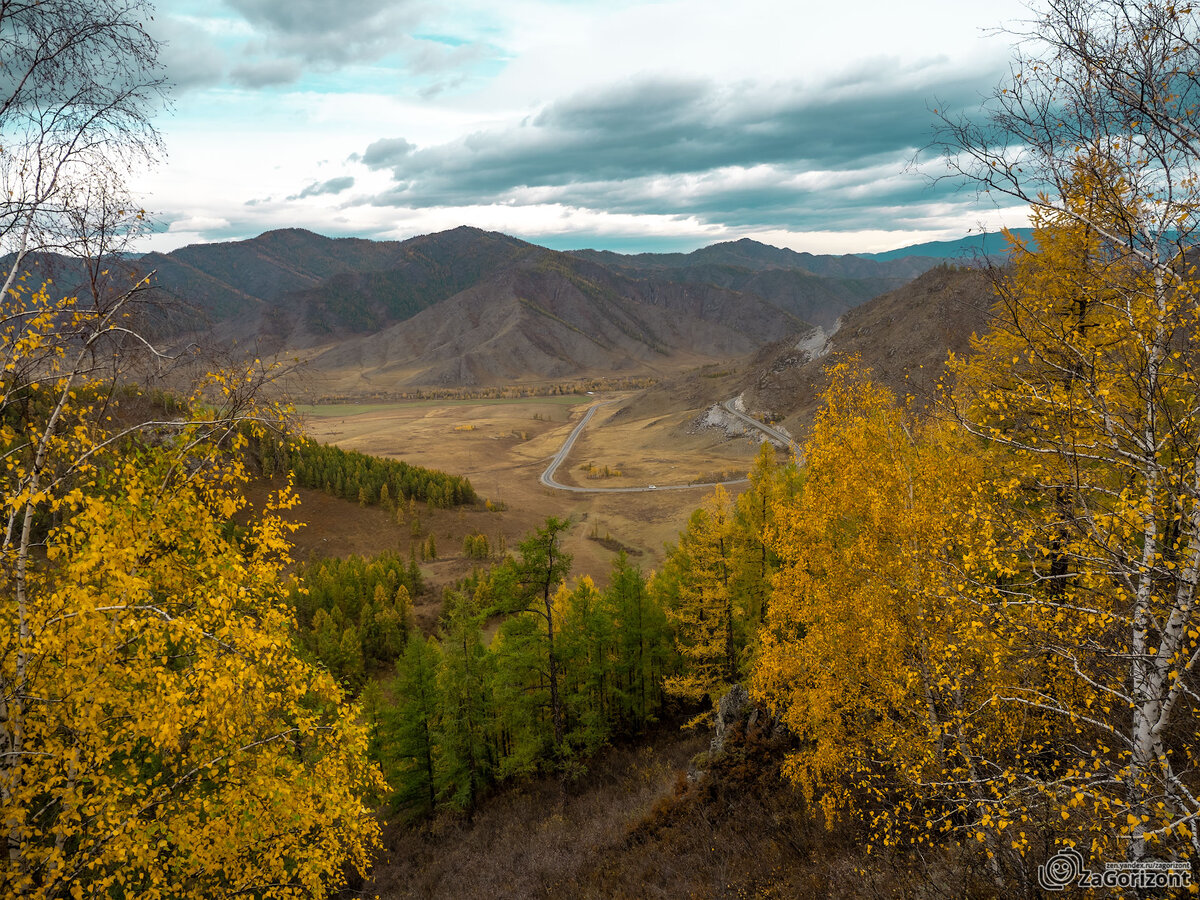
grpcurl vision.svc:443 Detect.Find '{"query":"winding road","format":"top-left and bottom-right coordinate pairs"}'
top-left (715, 400), bottom-right (800, 456)
top-left (538, 398), bottom-right (795, 494)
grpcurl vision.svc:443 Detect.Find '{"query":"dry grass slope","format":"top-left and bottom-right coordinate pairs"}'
top-left (362, 712), bottom-right (1001, 900)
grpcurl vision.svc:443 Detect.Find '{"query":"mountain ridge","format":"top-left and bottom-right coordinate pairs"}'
top-left (5, 227), bottom-right (987, 392)
top-left (127, 227), bottom-right (903, 389)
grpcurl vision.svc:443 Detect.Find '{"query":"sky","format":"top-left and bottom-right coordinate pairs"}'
top-left (140, 0), bottom-right (1035, 256)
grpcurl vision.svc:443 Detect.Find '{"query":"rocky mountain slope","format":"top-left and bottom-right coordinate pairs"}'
top-left (571, 238), bottom-right (939, 329)
top-left (303, 250), bottom-right (806, 388)
top-left (6, 227), bottom-right (971, 392)
top-left (739, 264), bottom-right (997, 427)
top-left (612, 265), bottom-right (998, 441)
top-left (124, 227), bottom-right (951, 391)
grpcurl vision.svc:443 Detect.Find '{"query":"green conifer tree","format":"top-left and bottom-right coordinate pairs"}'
top-left (436, 589), bottom-right (495, 810)
top-left (378, 634), bottom-right (442, 819)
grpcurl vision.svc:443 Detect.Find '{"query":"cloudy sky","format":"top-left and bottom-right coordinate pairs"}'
top-left (142, 0), bottom-right (1033, 255)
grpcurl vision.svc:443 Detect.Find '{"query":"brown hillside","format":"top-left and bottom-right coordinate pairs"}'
top-left (366, 712), bottom-right (984, 899)
top-left (738, 264), bottom-right (997, 433)
top-left (116, 228), bottom-right (956, 393)
top-left (140, 226), bottom-right (530, 336)
top-left (302, 252), bottom-right (807, 390)
top-left (607, 265), bottom-right (996, 446)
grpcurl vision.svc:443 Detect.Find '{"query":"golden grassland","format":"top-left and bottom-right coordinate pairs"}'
top-left (291, 394), bottom-right (779, 590)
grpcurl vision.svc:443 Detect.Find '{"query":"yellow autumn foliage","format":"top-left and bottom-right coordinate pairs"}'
top-left (753, 363), bottom-right (1023, 845)
top-left (753, 167), bottom-right (1200, 877)
top-left (0, 280), bottom-right (382, 897)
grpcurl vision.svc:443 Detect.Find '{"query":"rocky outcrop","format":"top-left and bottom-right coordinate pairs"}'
top-left (710, 683), bottom-right (751, 757)
top-left (688, 683), bottom-right (767, 783)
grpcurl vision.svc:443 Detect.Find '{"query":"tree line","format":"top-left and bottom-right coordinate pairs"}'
top-left (289, 551), bottom-right (424, 693)
top-left (309, 375), bottom-right (658, 404)
top-left (748, 191), bottom-right (1200, 885)
top-left (253, 429), bottom-right (477, 508)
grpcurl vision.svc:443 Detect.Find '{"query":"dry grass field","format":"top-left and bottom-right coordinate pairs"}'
top-left (291, 392), bottom-right (778, 592)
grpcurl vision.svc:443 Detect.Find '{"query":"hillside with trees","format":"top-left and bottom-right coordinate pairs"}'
top-left (0, 3), bottom-right (385, 895)
top-left (5, 1), bottom-right (1200, 899)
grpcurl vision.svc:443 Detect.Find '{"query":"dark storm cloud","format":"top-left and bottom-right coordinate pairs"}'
top-left (226, 0), bottom-right (420, 65)
top-left (361, 138), bottom-right (415, 168)
top-left (522, 154), bottom-right (964, 227)
top-left (288, 176), bottom-right (356, 200)
top-left (359, 65), bottom-right (993, 230)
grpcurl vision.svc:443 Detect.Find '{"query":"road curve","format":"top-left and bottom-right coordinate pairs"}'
top-left (539, 399), bottom-right (777, 494)
top-left (716, 400), bottom-right (799, 455)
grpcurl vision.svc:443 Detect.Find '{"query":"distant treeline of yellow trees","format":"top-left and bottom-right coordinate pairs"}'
top-left (309, 375), bottom-right (658, 405)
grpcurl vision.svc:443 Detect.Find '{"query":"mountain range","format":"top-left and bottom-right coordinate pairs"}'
top-left (609, 263), bottom-right (997, 442)
top-left (858, 228), bottom-right (1033, 261)
top-left (123, 227), bottom-right (969, 391)
top-left (4, 227), bottom-right (1000, 394)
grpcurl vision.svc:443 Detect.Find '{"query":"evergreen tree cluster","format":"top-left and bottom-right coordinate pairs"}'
top-left (462, 531), bottom-right (490, 559)
top-left (334, 447), bottom-right (794, 822)
top-left (358, 477), bottom-right (796, 821)
top-left (364, 544), bottom-right (675, 820)
top-left (290, 552), bottom-right (424, 693)
top-left (255, 431), bottom-right (477, 508)
top-left (651, 445), bottom-right (798, 719)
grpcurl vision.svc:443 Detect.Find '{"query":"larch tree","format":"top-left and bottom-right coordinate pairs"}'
top-left (657, 485), bottom-right (747, 720)
top-left (732, 441), bottom-right (797, 625)
top-left (436, 587), bottom-right (495, 811)
top-left (605, 552), bottom-right (670, 730)
top-left (379, 633), bottom-right (442, 821)
top-left (558, 576), bottom-right (615, 756)
top-left (491, 601), bottom-right (554, 776)
top-left (494, 517), bottom-right (573, 749)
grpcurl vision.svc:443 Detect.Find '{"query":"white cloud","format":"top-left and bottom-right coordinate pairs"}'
top-left (167, 215), bottom-right (231, 233)
top-left (140, 0), bottom-right (1038, 254)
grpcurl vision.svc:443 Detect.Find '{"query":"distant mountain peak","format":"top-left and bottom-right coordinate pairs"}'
top-left (719, 237), bottom-right (777, 249)
top-left (257, 227), bottom-right (323, 238)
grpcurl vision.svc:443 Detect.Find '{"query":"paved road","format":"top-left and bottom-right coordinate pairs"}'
top-left (717, 400), bottom-right (799, 455)
top-left (538, 398), bottom-right (793, 494)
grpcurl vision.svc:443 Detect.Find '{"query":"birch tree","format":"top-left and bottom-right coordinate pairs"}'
top-left (1, 0), bottom-right (165, 292)
top-left (935, 0), bottom-right (1200, 868)
top-left (0, 369), bottom-right (383, 896)
top-left (947, 186), bottom-right (1200, 868)
top-left (0, 5), bottom-right (388, 893)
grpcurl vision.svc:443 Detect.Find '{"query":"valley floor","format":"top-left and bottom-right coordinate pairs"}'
top-left (294, 393), bottom-right (774, 580)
